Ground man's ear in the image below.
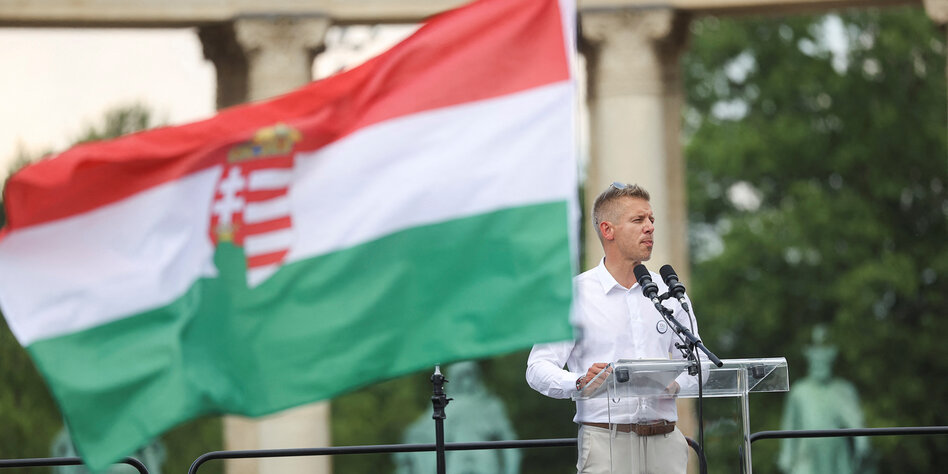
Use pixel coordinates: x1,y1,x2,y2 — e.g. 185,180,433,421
599,221,614,241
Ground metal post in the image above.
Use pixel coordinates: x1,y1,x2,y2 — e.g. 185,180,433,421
740,369,753,473
430,365,452,474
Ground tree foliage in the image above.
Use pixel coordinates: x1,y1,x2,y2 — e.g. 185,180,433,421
683,6,947,473
74,104,158,144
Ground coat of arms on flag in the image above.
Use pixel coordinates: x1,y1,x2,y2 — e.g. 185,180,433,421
211,124,300,287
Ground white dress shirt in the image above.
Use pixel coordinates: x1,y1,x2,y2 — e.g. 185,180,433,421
526,259,701,424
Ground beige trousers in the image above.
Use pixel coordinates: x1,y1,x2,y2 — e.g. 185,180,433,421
576,424,689,474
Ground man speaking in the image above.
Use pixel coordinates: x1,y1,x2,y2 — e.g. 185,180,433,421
526,183,701,474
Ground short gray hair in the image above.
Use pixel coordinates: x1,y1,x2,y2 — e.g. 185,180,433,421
592,182,650,240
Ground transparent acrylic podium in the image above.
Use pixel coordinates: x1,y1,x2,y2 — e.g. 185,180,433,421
572,357,788,473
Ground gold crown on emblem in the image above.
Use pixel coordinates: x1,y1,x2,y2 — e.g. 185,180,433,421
216,223,236,243
228,123,302,163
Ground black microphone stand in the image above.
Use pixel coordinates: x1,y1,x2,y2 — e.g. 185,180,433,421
430,366,452,474
653,296,722,368
653,295,722,474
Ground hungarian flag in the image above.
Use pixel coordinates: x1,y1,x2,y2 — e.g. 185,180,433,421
0,0,577,469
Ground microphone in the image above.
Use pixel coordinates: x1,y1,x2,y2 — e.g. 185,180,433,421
659,264,691,313
632,264,660,304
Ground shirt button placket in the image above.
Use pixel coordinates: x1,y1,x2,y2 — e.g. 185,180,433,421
627,291,642,351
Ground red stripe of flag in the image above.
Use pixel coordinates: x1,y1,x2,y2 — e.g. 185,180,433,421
244,188,288,203
238,156,294,172
242,216,292,235
246,250,290,268
2,0,569,232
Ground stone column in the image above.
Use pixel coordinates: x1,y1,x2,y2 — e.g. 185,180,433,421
197,16,333,474
198,23,249,110
923,0,948,130
580,7,690,275
580,8,698,473
199,16,332,107
223,403,332,474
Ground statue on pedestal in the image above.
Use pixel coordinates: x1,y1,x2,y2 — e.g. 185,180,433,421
778,326,870,474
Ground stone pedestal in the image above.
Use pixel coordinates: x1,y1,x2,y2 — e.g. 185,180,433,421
198,16,333,474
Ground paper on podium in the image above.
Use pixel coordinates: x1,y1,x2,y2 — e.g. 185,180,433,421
614,359,685,397
574,359,689,399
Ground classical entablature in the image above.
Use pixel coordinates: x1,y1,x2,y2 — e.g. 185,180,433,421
0,0,920,27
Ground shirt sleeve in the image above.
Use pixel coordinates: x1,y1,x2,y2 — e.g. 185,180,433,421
525,339,581,399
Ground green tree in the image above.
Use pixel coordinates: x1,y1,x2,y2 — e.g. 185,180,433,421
0,104,223,474
73,104,157,144
683,6,947,473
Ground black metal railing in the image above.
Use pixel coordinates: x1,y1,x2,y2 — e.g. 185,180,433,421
187,437,701,474
3,426,945,473
740,426,948,474
749,426,948,443
188,438,577,474
0,456,148,473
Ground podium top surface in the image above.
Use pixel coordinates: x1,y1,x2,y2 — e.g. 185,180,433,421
572,357,788,400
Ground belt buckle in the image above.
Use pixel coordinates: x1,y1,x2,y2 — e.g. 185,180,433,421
636,421,670,436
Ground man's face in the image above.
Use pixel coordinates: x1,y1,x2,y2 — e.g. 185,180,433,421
604,197,655,264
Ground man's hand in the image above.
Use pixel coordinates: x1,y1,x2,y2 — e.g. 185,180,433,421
578,362,612,391
662,380,681,398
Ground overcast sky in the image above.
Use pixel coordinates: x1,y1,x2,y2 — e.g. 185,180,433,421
0,25,415,184
0,28,215,179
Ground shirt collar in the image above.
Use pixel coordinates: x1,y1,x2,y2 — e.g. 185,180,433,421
594,258,638,294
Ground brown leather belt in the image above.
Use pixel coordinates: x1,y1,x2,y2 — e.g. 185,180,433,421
582,421,675,436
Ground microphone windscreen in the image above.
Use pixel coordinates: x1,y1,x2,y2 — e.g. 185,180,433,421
659,264,677,283
632,264,651,283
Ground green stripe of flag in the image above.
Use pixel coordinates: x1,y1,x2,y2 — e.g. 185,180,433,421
29,202,573,466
